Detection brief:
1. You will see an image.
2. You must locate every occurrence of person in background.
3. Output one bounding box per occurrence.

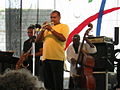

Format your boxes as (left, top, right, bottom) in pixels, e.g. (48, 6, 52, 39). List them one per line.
(66, 34, 97, 89)
(36, 10, 69, 90)
(0, 68, 43, 90)
(16, 25, 43, 81)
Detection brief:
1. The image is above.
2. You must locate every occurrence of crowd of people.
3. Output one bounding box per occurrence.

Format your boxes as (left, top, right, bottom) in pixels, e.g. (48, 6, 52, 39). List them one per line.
(0, 10, 99, 90)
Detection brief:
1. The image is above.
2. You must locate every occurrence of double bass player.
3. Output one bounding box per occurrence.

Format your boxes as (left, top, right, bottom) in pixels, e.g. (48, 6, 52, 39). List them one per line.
(66, 23, 97, 90)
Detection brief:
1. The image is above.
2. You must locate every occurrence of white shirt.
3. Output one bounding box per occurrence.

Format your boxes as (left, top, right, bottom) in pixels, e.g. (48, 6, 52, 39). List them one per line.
(66, 43, 97, 77)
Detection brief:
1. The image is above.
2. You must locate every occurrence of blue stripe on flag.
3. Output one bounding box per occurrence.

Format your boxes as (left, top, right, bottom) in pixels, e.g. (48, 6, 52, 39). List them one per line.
(96, 0, 106, 36)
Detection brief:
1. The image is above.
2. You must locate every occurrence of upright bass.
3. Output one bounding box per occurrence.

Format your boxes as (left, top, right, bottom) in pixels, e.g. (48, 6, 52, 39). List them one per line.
(74, 23, 96, 90)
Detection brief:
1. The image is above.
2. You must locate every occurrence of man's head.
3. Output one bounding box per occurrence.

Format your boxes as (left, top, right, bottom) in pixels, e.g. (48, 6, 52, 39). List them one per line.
(72, 34, 80, 43)
(50, 10, 61, 25)
(27, 26, 35, 38)
(0, 69, 42, 90)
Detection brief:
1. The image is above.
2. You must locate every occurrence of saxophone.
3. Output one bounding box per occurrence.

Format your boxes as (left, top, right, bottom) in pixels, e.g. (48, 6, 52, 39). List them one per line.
(16, 47, 32, 70)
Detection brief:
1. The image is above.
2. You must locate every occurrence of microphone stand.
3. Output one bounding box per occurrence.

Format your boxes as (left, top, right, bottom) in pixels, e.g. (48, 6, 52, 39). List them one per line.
(32, 28, 36, 76)
(32, 25, 41, 76)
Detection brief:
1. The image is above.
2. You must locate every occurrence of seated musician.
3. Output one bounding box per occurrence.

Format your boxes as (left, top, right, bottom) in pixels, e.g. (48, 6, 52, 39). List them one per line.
(16, 25, 43, 81)
(66, 34, 97, 89)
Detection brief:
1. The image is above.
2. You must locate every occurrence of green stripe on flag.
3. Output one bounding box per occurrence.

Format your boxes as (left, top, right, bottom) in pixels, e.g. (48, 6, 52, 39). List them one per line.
(88, 0, 93, 3)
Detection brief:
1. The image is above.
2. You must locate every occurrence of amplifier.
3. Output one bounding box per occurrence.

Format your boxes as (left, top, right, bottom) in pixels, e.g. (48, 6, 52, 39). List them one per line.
(93, 72, 117, 90)
(91, 43, 114, 72)
(87, 36, 113, 44)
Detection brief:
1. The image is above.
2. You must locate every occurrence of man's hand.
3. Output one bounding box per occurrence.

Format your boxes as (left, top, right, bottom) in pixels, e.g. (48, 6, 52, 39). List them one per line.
(71, 58, 76, 65)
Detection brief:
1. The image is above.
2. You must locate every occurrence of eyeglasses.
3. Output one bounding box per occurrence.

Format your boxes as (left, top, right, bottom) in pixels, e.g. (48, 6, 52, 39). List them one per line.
(27, 32, 33, 33)
(50, 16, 57, 18)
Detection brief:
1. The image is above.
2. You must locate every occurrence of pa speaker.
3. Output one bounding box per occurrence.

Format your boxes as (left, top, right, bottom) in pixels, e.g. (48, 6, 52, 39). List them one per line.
(92, 43, 114, 72)
(64, 89, 87, 90)
(93, 72, 117, 90)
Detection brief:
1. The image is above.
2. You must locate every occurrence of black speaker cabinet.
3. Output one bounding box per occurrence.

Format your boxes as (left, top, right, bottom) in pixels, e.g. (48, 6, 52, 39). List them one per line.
(93, 72, 117, 90)
(92, 43, 114, 72)
(64, 89, 87, 90)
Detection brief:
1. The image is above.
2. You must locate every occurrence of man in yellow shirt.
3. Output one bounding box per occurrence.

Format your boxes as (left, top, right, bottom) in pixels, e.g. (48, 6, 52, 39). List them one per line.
(36, 10, 69, 90)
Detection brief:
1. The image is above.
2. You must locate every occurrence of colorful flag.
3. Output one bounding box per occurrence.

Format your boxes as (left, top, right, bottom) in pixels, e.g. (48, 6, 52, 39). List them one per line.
(65, 7, 120, 50)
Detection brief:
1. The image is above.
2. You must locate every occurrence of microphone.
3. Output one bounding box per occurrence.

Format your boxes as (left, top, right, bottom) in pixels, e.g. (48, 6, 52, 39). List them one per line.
(35, 24, 41, 29)
(29, 24, 41, 29)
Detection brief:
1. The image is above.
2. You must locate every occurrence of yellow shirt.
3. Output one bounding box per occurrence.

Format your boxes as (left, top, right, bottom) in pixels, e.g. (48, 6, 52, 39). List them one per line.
(42, 24, 69, 61)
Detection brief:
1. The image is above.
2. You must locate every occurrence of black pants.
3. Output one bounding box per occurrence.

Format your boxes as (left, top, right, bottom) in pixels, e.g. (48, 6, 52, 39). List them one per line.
(69, 76, 74, 89)
(43, 60, 64, 90)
